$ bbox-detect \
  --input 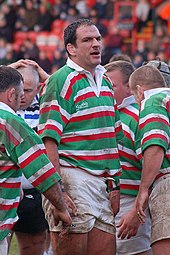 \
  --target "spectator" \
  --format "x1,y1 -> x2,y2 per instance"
136,0 -> 151,32
66,6 -> 80,23
37,50 -> 52,74
104,23 -> 124,64
109,53 -> 132,63
51,49 -> 66,70
76,0 -> 89,17
93,0 -> 108,19
0,38 -> 7,60
147,26 -> 167,55
133,53 -> 144,68
135,39 -> 148,62
89,9 -> 108,37
22,0 -> 38,31
34,3 -> 53,32
146,51 -> 156,62
14,6 -> 27,31
23,39 -> 39,61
